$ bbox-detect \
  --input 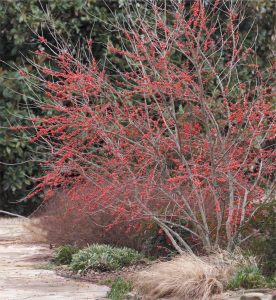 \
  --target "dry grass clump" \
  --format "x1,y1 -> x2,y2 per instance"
134,251 -> 255,300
